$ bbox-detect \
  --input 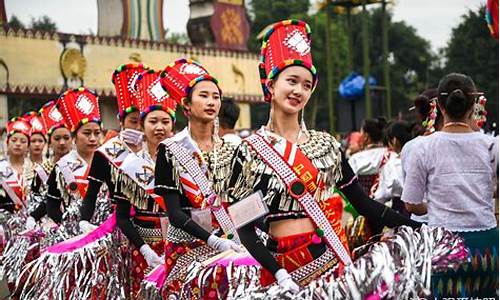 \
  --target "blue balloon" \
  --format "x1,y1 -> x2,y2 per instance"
339,72 -> 377,100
